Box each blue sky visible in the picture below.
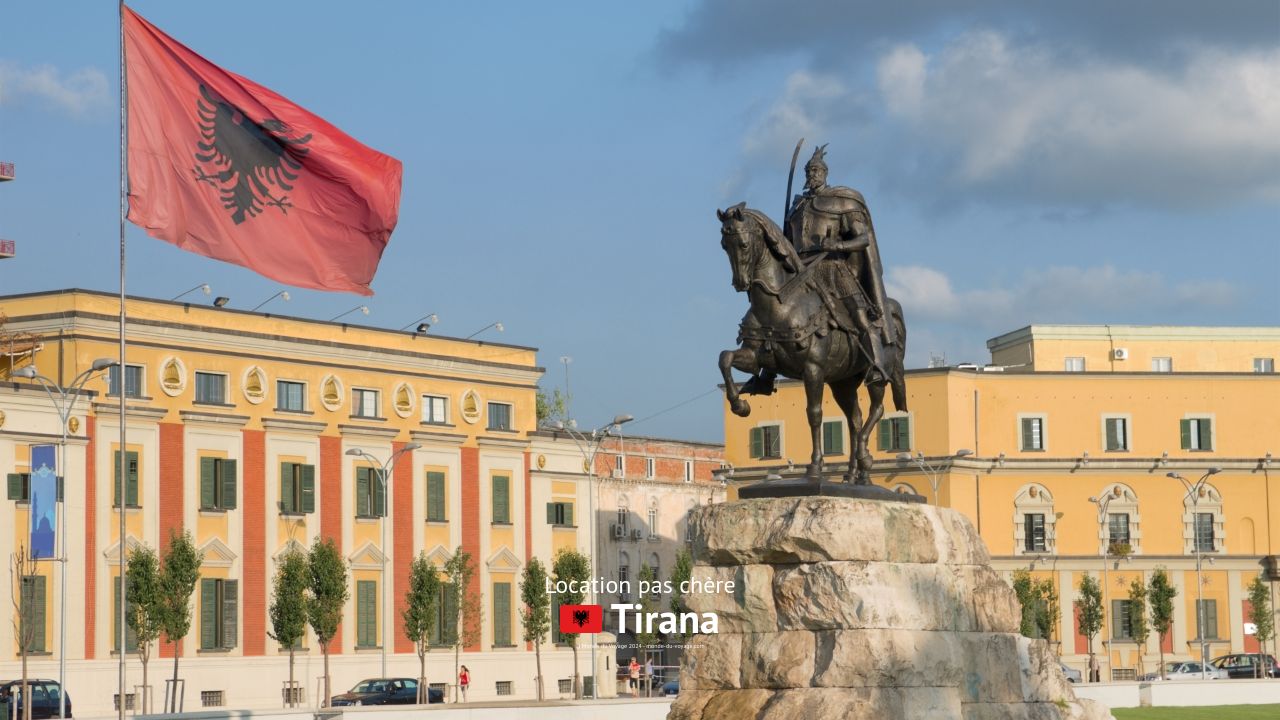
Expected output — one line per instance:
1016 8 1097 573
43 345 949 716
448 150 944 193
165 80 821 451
1 1 1277 443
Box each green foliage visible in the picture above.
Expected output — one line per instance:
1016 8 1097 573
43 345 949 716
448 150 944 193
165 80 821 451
1127 577 1150 674
1012 570 1058 642
1148 567 1177 674
125 543 165 654
1247 575 1274 650
268 548 309 650
443 547 482 652
536 387 569 423
306 537 349 647
403 552 442 654
520 557 551 645
159 530 203 646
669 548 693 637
635 564 659 654
1077 574 1104 654
552 548 591 699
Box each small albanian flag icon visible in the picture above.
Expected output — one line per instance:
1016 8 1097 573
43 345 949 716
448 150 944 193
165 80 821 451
559 604 602 634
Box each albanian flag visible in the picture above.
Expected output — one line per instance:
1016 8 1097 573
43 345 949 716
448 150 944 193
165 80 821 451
123 6 402 296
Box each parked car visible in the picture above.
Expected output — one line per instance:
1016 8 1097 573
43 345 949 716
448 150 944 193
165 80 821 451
1058 662 1082 683
660 680 680 697
1211 653 1280 679
1139 661 1228 681
0 680 73 719
329 678 443 706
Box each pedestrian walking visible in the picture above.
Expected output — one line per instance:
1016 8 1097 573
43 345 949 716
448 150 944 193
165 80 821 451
459 665 471 703
628 657 640 696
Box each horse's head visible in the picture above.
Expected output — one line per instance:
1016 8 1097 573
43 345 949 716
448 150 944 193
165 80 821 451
718 202 759 292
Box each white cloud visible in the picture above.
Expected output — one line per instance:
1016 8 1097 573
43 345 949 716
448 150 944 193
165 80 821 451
0 62 109 116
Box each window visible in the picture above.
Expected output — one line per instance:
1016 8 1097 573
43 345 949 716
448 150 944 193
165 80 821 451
1020 417 1045 451
112 576 139 653
200 691 225 708
648 507 658 538
199 578 238 650
1151 357 1172 373
422 395 449 424
1064 357 1085 372
1255 358 1275 373
493 582 512 647
492 474 510 523
684 460 694 482
279 462 316 514
1180 417 1213 451
1108 513 1130 547
615 454 624 473
356 580 378 648
352 389 379 418
1111 599 1133 640
199 457 238 511
355 466 385 518
547 501 574 526
495 681 513 696
1023 513 1046 552
19 575 46 652
616 507 628 533
645 457 655 478
107 364 143 398
430 584 458 646
6 472 31 502
618 564 630 601
1194 512 1215 552
113 450 140 508
194 372 226 403
276 380 305 411
1104 417 1129 452
426 471 446 522
877 416 911 453
749 425 782 459
822 420 844 455
487 402 512 431
1195 599 1219 639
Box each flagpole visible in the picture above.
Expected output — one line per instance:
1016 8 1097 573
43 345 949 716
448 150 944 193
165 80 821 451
118 3 129 720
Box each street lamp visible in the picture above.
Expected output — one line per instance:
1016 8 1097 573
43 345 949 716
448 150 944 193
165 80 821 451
15 358 117 718
1088 493 1116 682
894 449 973 505
170 283 210 302
345 442 422 677
541 413 633 698
465 322 503 340
399 314 439 333
1167 467 1222 676
330 305 370 322
250 290 290 312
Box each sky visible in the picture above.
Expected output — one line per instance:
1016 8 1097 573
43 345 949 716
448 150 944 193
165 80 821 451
0 1 1277 443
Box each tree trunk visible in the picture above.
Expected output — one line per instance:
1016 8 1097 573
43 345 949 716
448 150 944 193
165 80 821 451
170 644 180 713
140 649 149 714
322 644 331 708
572 643 581 699
454 645 460 703
534 639 544 701
20 647 29 720
1157 636 1164 680
288 648 296 707
418 649 427 704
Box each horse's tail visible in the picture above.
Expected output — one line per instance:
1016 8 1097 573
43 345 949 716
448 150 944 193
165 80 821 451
888 298 908 413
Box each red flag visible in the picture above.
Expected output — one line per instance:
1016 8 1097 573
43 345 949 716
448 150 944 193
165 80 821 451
559 604 603 634
123 6 402 296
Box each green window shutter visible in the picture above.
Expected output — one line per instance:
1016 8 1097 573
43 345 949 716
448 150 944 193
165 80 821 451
112 576 138 652
749 427 763 459
301 464 316 513
1180 419 1192 449
280 463 294 513
565 502 574 527
1021 419 1034 450
221 580 238 649
32 575 47 652
221 459 238 510
7 473 22 501
427 472 445 521
443 583 459 645
1198 419 1212 451
357 580 376 646
56 475 63 502
493 475 510 523
823 421 843 455
551 596 561 643
200 458 217 509
200 579 218 650
113 451 123 507
878 420 890 451
126 451 139 506
356 468 371 517
371 469 386 518
1105 419 1119 451
546 502 556 525
494 582 511 646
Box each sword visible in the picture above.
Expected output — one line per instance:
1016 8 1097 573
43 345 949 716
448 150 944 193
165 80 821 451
784 137 805 225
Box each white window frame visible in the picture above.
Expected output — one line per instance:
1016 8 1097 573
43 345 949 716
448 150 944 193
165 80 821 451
1183 414 1215 452
276 379 307 412
1064 357 1086 372
1102 414 1132 453
684 460 693 483
1151 357 1172 373
645 457 655 478
194 371 228 404
421 394 449 424
487 401 513 431
1017 413 1047 452
352 387 380 418
1013 483 1057 556
108 363 146 398
647 507 658 539
1255 357 1275 373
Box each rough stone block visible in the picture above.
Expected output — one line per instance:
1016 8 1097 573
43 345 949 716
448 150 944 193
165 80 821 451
758 686 962 719
667 690 715 720
740 630 815 688
813 628 963 688
686 564 777 632
1017 636 1077 703
682 632 743 690
700 688 774 719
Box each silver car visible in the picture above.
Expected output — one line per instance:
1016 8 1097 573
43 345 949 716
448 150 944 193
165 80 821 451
1058 662 1082 683
1139 661 1229 681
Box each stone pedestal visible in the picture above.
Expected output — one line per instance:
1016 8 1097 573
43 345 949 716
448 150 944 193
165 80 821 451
668 497 1114 720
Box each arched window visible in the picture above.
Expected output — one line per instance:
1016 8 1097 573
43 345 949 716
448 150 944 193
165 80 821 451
617 551 631 602
647 497 659 540
1095 483 1140 556
1183 483 1225 554
1013 483 1056 555
616 494 629 535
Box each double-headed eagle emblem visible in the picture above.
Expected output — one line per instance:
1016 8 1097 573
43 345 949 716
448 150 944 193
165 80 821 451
192 85 312 224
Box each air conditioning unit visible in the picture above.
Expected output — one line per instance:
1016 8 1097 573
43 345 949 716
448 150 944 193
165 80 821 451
631 529 643 541
1112 348 1129 360
612 469 625 479
612 524 625 540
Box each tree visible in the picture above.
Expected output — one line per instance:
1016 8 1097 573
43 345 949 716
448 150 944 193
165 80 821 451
159 530 203 713
268 548 309 707
125 544 165 713
669 548 694 637
1127 577 1149 677
519 557 551 701
443 547 482 696
10 546 39 720
307 537 349 707
635 564 660 674
1037 577 1061 649
1148 567 1177 679
1247 576 1275 679
1077 574 1104 682
402 552 441 703
535 387 569 423
1012 571 1057 643
552 548 591 698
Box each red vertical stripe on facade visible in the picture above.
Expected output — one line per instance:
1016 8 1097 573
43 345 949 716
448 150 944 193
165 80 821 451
524 450 532 651
393 441 414 654
461 446 481 652
1073 602 1090 655
158 422 185 659
84 416 97 659
243 429 266 655
1243 600 1260 652
319 434 343 655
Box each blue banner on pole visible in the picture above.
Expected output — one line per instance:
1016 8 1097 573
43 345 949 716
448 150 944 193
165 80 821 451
30 445 57 560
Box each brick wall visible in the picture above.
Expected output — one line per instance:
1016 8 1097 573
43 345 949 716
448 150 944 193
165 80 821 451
158 422 184 659
392 441 414 654
243 429 266 655
319 434 342 655
84 416 96 659
461 446 481 652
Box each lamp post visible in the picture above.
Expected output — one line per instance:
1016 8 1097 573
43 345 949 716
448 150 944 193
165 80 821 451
1088 493 1115 682
541 413 633 699
345 442 422 678
465 322 503 340
14 358 117 719
1167 467 1222 676
895 449 973 504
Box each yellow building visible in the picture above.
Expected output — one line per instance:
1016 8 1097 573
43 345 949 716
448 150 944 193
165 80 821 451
724 325 1280 680
0 289 608 712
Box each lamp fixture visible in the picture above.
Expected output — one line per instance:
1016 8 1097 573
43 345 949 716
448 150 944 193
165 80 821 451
330 305 370 322
251 290 290 312
213 296 230 308
997 452 1006 468
399 313 439 333
171 283 211 301
465 321 504 340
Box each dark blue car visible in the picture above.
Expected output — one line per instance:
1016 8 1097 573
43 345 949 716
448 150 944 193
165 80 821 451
329 678 443 706
0 680 73 719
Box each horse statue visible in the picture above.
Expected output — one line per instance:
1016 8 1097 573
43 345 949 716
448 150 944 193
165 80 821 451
716 202 908 486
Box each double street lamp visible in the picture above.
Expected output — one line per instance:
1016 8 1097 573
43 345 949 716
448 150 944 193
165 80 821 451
540 413 633 699
1167 467 1222 675
895 449 972 504
14 358 117 719
1087 492 1119 683
345 442 422 678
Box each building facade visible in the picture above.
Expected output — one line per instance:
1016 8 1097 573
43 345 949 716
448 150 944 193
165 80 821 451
0 289 608 712
723 325 1280 680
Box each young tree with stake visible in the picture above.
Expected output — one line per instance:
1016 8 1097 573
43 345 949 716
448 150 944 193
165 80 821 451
443 547 482 700
552 548 591 699
125 544 164 713
520 557 551 701
402 552 441 703
1246 576 1274 678
160 530 203 713
1077 575 1104 682
268 548 309 707
307 538 349 707
1126 577 1149 677
1148 567 1177 679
